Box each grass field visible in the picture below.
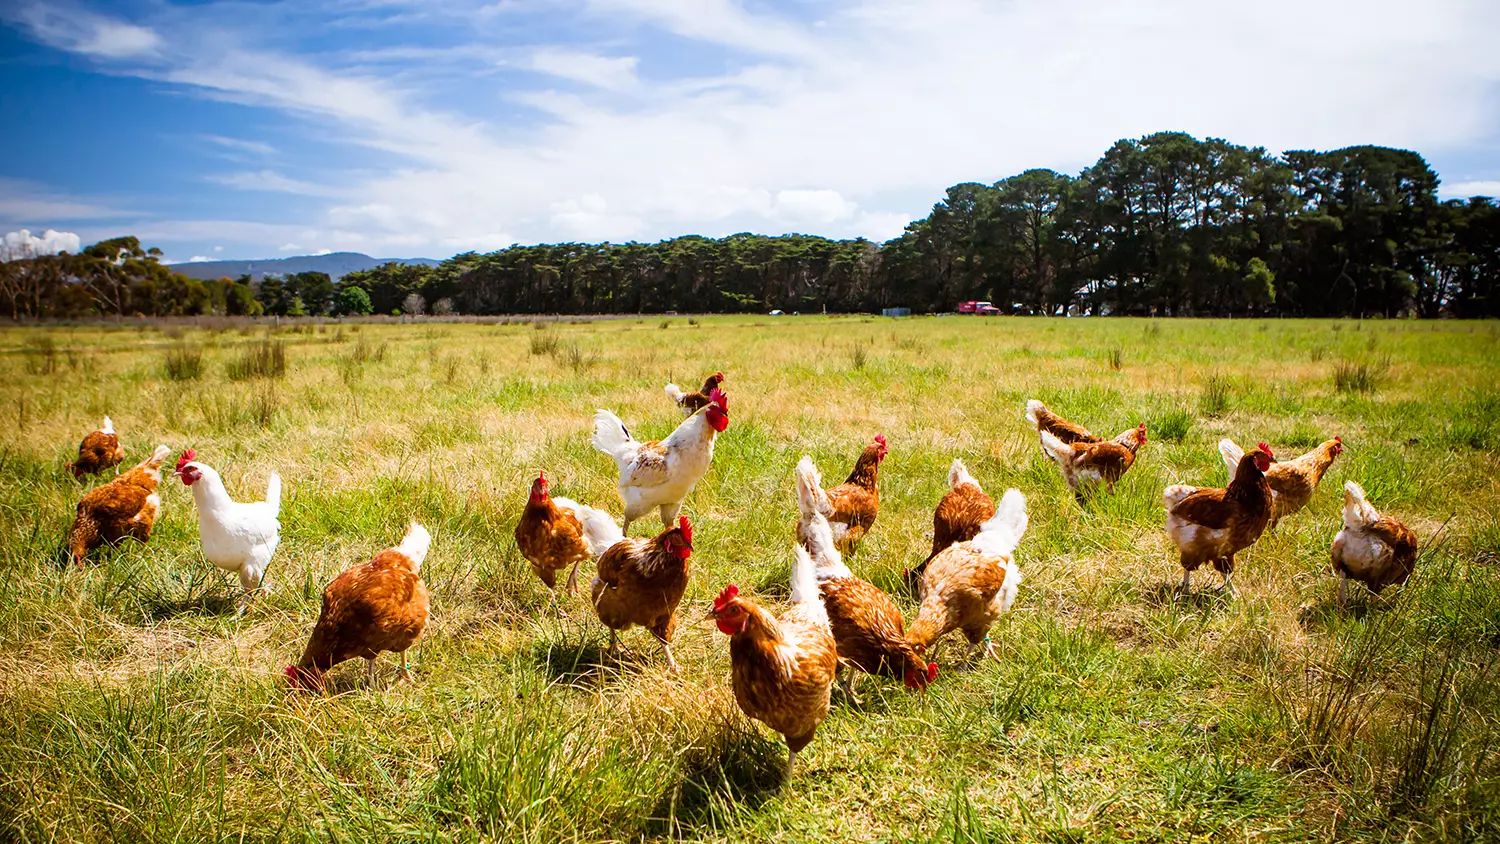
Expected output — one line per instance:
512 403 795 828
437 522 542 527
2 315 1498 842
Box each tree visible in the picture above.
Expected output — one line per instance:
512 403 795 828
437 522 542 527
337 285 374 316
402 292 426 315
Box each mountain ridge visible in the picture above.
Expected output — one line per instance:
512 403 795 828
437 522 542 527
169 252 441 281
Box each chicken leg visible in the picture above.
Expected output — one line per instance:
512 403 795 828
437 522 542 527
397 650 413 682
659 502 682 529
565 561 581 595
1180 568 1192 596
1337 571 1349 608
660 640 680 673
365 656 377 687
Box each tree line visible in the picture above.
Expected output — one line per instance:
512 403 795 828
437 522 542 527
4 132 1498 319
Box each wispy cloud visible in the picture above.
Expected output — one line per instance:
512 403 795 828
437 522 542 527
10 3 161 58
0 178 131 225
6 0 1500 258
201 135 278 157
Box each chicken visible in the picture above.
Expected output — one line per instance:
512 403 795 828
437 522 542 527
1331 481 1418 605
176 449 281 594
709 545 839 778
908 489 1027 663
590 516 694 671
286 522 431 691
802 504 934 699
794 435 887 554
664 371 726 416
66 415 125 479
1164 443 1274 597
1039 424 1148 496
1219 436 1343 525
1025 399 1099 446
593 388 730 534
67 444 170 565
904 458 996 596
514 471 623 595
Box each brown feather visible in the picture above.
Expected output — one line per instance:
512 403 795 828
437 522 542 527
819 576 926 681
296 548 430 679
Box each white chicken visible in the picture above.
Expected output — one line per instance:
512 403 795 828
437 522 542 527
175 449 282 593
592 387 730 534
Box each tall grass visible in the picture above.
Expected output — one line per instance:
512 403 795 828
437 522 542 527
1199 373 1233 416
22 335 59 375
225 338 288 380
1333 358 1390 394
162 342 203 380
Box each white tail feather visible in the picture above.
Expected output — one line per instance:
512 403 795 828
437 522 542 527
265 471 282 515
971 489 1027 557
1343 480 1380 529
1038 429 1072 465
397 522 432 571
1163 484 1196 510
664 383 686 404
1218 438 1244 480
789 544 829 628
795 455 831 519
948 458 979 491
1025 399 1046 428
100 416 115 435
804 511 852 581
555 498 624 556
997 557 1023 613
591 409 636 467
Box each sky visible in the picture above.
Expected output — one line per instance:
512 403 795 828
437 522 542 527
2 0 1500 264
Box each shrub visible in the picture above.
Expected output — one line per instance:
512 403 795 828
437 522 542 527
336 286 373 316
431 298 455 316
402 293 426 316
162 343 203 381
529 332 561 356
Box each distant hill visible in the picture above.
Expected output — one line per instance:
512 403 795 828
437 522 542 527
169 252 441 281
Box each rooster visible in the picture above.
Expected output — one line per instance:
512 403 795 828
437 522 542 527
593 388 729 534
66 415 125 479
68 444 170 565
1025 400 1098 446
904 458 996 597
709 546 839 778
1331 481 1418 605
1165 443 1274 597
286 523 431 691
1219 436 1343 526
908 489 1028 663
176 450 282 594
803 505 934 700
664 371 725 416
515 471 622 595
590 516 694 671
1038 423 1147 496
794 435 887 554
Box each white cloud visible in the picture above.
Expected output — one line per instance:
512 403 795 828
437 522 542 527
1 229 82 261
0 178 128 224
202 135 277 157
210 170 344 197
312 248 333 255
186 255 213 262
213 245 224 252
11 0 1500 256
1441 180 1500 198
526 49 640 90
278 242 303 251
12 4 160 58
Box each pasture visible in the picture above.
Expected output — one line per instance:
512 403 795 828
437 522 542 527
1 315 1498 842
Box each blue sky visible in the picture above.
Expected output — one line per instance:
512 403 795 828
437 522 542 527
3 0 1500 263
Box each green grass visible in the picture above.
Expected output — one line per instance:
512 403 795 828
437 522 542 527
1 315 1498 841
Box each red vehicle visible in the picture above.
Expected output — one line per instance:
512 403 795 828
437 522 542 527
958 300 994 315
958 301 979 314
977 304 1001 315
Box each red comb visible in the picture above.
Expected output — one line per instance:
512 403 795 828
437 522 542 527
176 448 196 470
926 662 939 682
678 515 693 544
1257 442 1274 458
538 470 546 481
874 434 887 446
714 371 724 380
708 388 727 409
714 583 739 611
1334 436 1342 444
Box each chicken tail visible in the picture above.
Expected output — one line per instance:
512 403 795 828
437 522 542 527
973 489 1028 557
948 458 979 491
789 543 830 628
101 415 115 435
265 471 282 515
575 502 624 556
1163 484 1196 511
1342 481 1381 529
664 382 687 405
1025 399 1047 429
1038 430 1072 466
803 510 852 582
795 455 830 520
397 521 432 571
1218 438 1244 481
997 554 1023 614
591 409 636 466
